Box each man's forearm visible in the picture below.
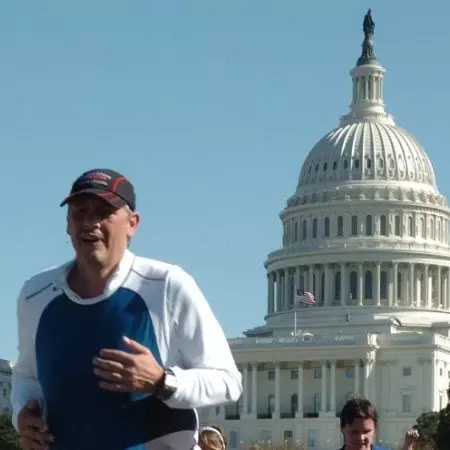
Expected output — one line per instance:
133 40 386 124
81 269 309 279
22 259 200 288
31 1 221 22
163 366 242 409
11 371 43 430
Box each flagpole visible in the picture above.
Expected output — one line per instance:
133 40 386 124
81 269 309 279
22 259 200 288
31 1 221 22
294 311 297 336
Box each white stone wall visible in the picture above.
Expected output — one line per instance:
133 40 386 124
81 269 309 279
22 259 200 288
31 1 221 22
0 359 13 414
200 344 450 449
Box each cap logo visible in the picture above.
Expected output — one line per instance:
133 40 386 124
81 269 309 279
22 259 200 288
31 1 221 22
78 171 111 188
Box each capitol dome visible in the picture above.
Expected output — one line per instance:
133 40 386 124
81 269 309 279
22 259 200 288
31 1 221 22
296 50 438 194
262 10 450 325
202 11 450 449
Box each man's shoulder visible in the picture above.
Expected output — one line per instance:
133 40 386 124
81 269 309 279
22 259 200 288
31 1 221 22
21 263 67 300
131 254 189 283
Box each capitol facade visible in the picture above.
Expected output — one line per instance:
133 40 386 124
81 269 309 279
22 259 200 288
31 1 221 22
199 11 450 450
0 359 13 415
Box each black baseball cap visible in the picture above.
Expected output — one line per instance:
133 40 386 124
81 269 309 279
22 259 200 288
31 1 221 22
60 168 136 211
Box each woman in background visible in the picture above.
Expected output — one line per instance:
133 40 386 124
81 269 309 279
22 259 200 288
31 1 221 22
199 426 227 450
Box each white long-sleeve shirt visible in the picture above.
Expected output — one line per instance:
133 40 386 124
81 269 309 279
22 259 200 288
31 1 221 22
11 250 242 449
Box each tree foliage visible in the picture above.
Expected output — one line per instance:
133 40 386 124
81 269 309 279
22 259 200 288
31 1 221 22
435 404 450 450
0 413 20 450
415 411 439 446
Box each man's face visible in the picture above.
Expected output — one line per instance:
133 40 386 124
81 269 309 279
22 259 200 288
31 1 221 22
67 194 139 268
342 418 375 450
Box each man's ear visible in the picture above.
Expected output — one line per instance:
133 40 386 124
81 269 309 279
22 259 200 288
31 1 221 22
127 211 140 239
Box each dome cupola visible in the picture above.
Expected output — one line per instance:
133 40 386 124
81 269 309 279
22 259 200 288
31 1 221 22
295 9 438 197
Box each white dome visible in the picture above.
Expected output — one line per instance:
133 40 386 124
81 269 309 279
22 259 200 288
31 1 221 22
297 120 437 191
295 55 438 195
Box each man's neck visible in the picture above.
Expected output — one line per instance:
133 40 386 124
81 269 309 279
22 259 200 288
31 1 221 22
68 261 119 299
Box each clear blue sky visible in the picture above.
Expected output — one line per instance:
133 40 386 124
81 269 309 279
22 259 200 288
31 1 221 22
1 1 449 360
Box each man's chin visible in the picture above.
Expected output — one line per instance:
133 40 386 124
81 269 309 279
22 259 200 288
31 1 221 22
78 249 107 267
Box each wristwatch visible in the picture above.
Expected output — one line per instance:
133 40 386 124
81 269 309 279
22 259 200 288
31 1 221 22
153 368 178 400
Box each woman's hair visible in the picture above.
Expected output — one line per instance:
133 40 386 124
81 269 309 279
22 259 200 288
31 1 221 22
340 398 378 429
199 426 226 450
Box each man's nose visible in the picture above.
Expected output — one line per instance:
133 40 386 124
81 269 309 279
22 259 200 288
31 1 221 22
81 211 102 225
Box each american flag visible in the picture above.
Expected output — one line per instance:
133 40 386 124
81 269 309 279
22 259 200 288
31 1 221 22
294 288 315 305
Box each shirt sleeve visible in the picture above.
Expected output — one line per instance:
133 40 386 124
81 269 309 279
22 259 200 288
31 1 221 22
10 283 44 430
163 267 242 409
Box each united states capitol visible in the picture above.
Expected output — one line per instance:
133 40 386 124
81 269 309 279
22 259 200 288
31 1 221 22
197 11 450 450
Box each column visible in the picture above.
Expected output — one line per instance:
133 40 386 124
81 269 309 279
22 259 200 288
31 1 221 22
421 359 429 412
363 359 370 398
243 366 249 415
268 273 274 313
409 264 415 307
324 264 330 306
330 361 336 413
308 265 314 293
388 266 394 306
284 269 290 310
389 362 396 412
432 358 438 411
354 360 360 396
371 360 376 401
251 363 257 417
340 264 347 306
274 363 280 417
424 265 429 308
320 361 327 413
358 263 364 306
315 267 322 304
295 266 301 292
374 263 381 306
437 266 442 308
295 363 304 418
393 263 398 307
276 271 282 311
447 269 450 310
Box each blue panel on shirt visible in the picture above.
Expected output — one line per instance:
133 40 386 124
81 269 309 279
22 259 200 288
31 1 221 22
35 287 196 450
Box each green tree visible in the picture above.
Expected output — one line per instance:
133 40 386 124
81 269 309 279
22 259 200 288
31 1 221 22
0 413 21 450
414 410 439 446
435 405 450 449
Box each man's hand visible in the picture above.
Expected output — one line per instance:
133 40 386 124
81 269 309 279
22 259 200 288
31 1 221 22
403 429 419 450
17 400 53 450
93 336 164 393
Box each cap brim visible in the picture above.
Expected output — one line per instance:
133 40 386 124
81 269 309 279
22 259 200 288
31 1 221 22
60 188 127 209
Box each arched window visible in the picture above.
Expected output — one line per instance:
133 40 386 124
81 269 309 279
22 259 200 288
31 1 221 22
324 217 330 237
380 271 388 299
337 216 344 236
302 220 307 240
365 271 373 299
335 271 341 301
366 215 373 236
351 215 358 236
395 215 401 236
408 216 414 237
312 218 318 239
349 271 357 302
268 394 275 413
380 215 387 236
